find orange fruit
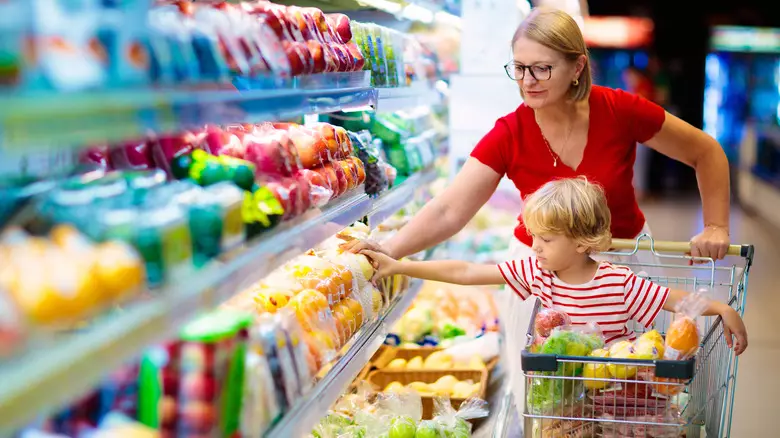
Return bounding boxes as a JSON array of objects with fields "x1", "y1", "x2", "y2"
[
  {"x1": 665, "y1": 317, "x2": 699, "y2": 360},
  {"x1": 341, "y1": 298, "x2": 365, "y2": 328},
  {"x1": 653, "y1": 377, "x2": 685, "y2": 396}
]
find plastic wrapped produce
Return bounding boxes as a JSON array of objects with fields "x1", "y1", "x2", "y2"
[
  {"x1": 350, "y1": 131, "x2": 390, "y2": 197},
  {"x1": 432, "y1": 396, "x2": 489, "y2": 437},
  {"x1": 0, "y1": 225, "x2": 145, "y2": 327},
  {"x1": 243, "y1": 184, "x2": 285, "y2": 238},
  {"x1": 528, "y1": 326, "x2": 605, "y2": 415},
  {"x1": 663, "y1": 288, "x2": 709, "y2": 361},
  {"x1": 534, "y1": 308, "x2": 571, "y2": 338}
]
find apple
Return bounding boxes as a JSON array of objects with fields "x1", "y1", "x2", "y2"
[
  {"x1": 159, "y1": 396, "x2": 177, "y2": 427},
  {"x1": 288, "y1": 128, "x2": 327, "y2": 169},
  {"x1": 306, "y1": 40, "x2": 326, "y2": 74},
  {"x1": 282, "y1": 41, "x2": 306, "y2": 76},
  {"x1": 110, "y1": 139, "x2": 154, "y2": 170},
  {"x1": 242, "y1": 132, "x2": 298, "y2": 178},
  {"x1": 344, "y1": 41, "x2": 365, "y2": 71},
  {"x1": 348, "y1": 157, "x2": 366, "y2": 185},
  {"x1": 338, "y1": 160, "x2": 358, "y2": 190},
  {"x1": 180, "y1": 400, "x2": 217, "y2": 432},
  {"x1": 327, "y1": 42, "x2": 348, "y2": 72},
  {"x1": 252, "y1": 4, "x2": 292, "y2": 40},
  {"x1": 330, "y1": 163, "x2": 349, "y2": 196},
  {"x1": 299, "y1": 169, "x2": 332, "y2": 207},
  {"x1": 534, "y1": 308, "x2": 569, "y2": 337},
  {"x1": 327, "y1": 13, "x2": 352, "y2": 44},
  {"x1": 304, "y1": 7, "x2": 330, "y2": 39},
  {"x1": 293, "y1": 174, "x2": 313, "y2": 214},
  {"x1": 161, "y1": 368, "x2": 180, "y2": 396},
  {"x1": 181, "y1": 373, "x2": 217, "y2": 400},
  {"x1": 310, "y1": 123, "x2": 339, "y2": 159},
  {"x1": 314, "y1": 165, "x2": 340, "y2": 199},
  {"x1": 388, "y1": 416, "x2": 416, "y2": 438},
  {"x1": 285, "y1": 6, "x2": 310, "y2": 40},
  {"x1": 80, "y1": 145, "x2": 111, "y2": 169}
]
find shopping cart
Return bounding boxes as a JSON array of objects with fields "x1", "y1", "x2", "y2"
[{"x1": 518, "y1": 234, "x2": 753, "y2": 438}]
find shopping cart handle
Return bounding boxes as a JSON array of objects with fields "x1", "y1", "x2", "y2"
[{"x1": 610, "y1": 239, "x2": 754, "y2": 258}]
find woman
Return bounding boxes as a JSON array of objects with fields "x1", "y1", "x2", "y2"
[{"x1": 345, "y1": 6, "x2": 731, "y2": 425}]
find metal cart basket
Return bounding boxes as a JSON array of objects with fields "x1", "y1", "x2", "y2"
[{"x1": 519, "y1": 235, "x2": 753, "y2": 438}]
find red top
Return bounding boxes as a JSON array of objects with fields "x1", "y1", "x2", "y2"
[{"x1": 471, "y1": 85, "x2": 666, "y2": 246}]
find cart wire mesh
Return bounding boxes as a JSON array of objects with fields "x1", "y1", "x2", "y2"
[{"x1": 520, "y1": 235, "x2": 752, "y2": 438}]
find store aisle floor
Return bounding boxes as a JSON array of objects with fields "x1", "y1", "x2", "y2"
[{"x1": 640, "y1": 199, "x2": 780, "y2": 438}]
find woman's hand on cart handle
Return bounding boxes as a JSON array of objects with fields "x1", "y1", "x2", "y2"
[
  {"x1": 610, "y1": 236, "x2": 748, "y2": 258},
  {"x1": 689, "y1": 225, "x2": 730, "y2": 262}
]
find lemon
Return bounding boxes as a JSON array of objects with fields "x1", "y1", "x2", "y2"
[
  {"x1": 583, "y1": 348, "x2": 610, "y2": 390},
  {"x1": 607, "y1": 341, "x2": 638, "y2": 379}
]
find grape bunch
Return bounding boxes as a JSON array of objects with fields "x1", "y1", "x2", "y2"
[{"x1": 348, "y1": 131, "x2": 389, "y2": 197}]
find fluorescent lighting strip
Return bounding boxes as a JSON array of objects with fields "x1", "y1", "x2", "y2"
[{"x1": 357, "y1": 0, "x2": 462, "y2": 28}]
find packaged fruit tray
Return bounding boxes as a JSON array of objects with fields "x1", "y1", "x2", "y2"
[
  {"x1": 366, "y1": 369, "x2": 488, "y2": 420},
  {"x1": 373, "y1": 345, "x2": 499, "y2": 372}
]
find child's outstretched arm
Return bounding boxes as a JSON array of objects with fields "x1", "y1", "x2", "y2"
[
  {"x1": 664, "y1": 289, "x2": 748, "y2": 355},
  {"x1": 360, "y1": 250, "x2": 505, "y2": 286}
]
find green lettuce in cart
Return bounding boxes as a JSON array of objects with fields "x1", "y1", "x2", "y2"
[{"x1": 528, "y1": 325, "x2": 604, "y2": 415}]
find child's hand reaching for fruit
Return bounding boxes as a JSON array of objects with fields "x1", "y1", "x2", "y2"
[{"x1": 360, "y1": 249, "x2": 399, "y2": 281}]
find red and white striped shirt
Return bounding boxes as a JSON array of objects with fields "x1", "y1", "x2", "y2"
[{"x1": 498, "y1": 257, "x2": 670, "y2": 345}]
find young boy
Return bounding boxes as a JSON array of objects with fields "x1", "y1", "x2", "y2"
[{"x1": 362, "y1": 178, "x2": 748, "y2": 355}]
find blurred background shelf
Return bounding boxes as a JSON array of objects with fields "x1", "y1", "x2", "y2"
[
  {"x1": 265, "y1": 277, "x2": 425, "y2": 438},
  {"x1": 375, "y1": 85, "x2": 443, "y2": 113},
  {"x1": 0, "y1": 167, "x2": 437, "y2": 433},
  {"x1": 0, "y1": 79, "x2": 378, "y2": 152}
]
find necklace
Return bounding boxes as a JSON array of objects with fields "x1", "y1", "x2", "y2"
[{"x1": 534, "y1": 109, "x2": 574, "y2": 168}]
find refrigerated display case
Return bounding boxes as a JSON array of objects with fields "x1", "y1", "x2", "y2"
[
  {"x1": 582, "y1": 16, "x2": 655, "y2": 90},
  {"x1": 704, "y1": 25, "x2": 780, "y2": 228},
  {"x1": 0, "y1": 1, "x2": 454, "y2": 436}
]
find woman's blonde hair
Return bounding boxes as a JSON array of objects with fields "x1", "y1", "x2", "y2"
[
  {"x1": 512, "y1": 7, "x2": 592, "y2": 101},
  {"x1": 522, "y1": 177, "x2": 612, "y2": 252}
]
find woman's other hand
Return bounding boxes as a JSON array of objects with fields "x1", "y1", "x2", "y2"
[
  {"x1": 339, "y1": 238, "x2": 393, "y2": 258},
  {"x1": 690, "y1": 225, "x2": 730, "y2": 261}
]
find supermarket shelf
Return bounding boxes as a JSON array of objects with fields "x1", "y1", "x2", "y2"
[
  {"x1": 367, "y1": 165, "x2": 438, "y2": 226},
  {"x1": 0, "y1": 168, "x2": 438, "y2": 433},
  {"x1": 266, "y1": 277, "x2": 425, "y2": 438},
  {"x1": 0, "y1": 75, "x2": 377, "y2": 151},
  {"x1": 375, "y1": 85, "x2": 443, "y2": 113}
]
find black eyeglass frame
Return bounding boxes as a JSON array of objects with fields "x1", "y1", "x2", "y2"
[{"x1": 503, "y1": 62, "x2": 554, "y2": 81}]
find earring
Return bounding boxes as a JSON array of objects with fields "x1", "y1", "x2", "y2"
[{"x1": 572, "y1": 78, "x2": 579, "y2": 86}]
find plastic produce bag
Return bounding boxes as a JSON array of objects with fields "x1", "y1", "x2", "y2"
[
  {"x1": 534, "y1": 308, "x2": 571, "y2": 338},
  {"x1": 528, "y1": 326, "x2": 605, "y2": 415},
  {"x1": 349, "y1": 130, "x2": 389, "y2": 197},
  {"x1": 663, "y1": 287, "x2": 709, "y2": 361},
  {"x1": 418, "y1": 396, "x2": 488, "y2": 438}
]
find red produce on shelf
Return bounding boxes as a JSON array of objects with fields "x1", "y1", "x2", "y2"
[
  {"x1": 80, "y1": 146, "x2": 112, "y2": 169},
  {"x1": 326, "y1": 13, "x2": 352, "y2": 44},
  {"x1": 110, "y1": 140, "x2": 155, "y2": 170},
  {"x1": 287, "y1": 125, "x2": 329, "y2": 170},
  {"x1": 314, "y1": 165, "x2": 340, "y2": 200}
]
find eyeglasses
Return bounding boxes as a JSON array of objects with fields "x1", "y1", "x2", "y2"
[{"x1": 503, "y1": 62, "x2": 553, "y2": 81}]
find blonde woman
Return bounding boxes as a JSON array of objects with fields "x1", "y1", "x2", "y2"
[{"x1": 344, "y1": 6, "x2": 732, "y2": 426}]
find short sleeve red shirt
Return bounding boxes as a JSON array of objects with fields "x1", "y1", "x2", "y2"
[{"x1": 471, "y1": 85, "x2": 666, "y2": 246}]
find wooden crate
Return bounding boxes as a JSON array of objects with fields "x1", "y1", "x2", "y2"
[{"x1": 366, "y1": 369, "x2": 488, "y2": 420}]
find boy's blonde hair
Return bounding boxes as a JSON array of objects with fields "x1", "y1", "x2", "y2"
[{"x1": 522, "y1": 177, "x2": 612, "y2": 252}]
